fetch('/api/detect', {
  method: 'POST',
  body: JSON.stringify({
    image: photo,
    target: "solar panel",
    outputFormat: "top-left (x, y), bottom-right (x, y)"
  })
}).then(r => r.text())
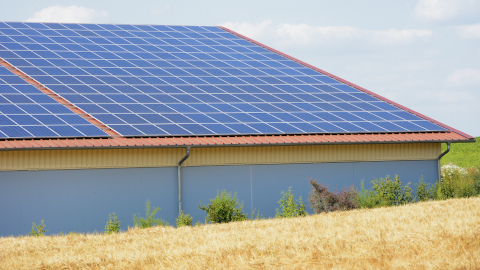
top-left (0, 66), bottom-right (108, 138)
top-left (0, 22), bottom-right (447, 137)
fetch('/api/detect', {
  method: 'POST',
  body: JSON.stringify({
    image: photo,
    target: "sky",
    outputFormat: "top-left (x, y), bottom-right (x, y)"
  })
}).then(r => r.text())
top-left (1, 0), bottom-right (479, 137)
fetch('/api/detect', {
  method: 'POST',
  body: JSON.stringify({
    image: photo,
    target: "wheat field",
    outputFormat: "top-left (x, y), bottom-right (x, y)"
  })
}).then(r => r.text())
top-left (1, 197), bottom-right (479, 269)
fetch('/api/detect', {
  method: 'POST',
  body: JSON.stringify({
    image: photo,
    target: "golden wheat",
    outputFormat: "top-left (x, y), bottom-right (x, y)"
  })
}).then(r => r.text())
top-left (1, 197), bottom-right (479, 269)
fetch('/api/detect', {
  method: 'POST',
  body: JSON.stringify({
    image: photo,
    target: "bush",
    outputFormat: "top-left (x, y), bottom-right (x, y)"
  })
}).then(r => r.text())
top-left (357, 175), bottom-right (414, 208)
top-left (415, 177), bottom-right (436, 202)
top-left (133, 200), bottom-right (169, 228)
top-left (308, 179), bottom-right (358, 214)
top-left (437, 166), bottom-right (479, 199)
top-left (357, 180), bottom-right (389, 209)
top-left (276, 187), bottom-right (307, 218)
top-left (198, 190), bottom-right (248, 224)
top-left (471, 167), bottom-right (480, 195)
top-left (176, 211), bottom-right (193, 228)
top-left (105, 212), bottom-right (121, 234)
top-left (30, 220), bottom-right (48, 237)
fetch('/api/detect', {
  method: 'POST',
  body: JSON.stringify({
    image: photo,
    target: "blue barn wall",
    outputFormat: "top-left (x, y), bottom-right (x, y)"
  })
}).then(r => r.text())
top-left (0, 160), bottom-right (438, 237)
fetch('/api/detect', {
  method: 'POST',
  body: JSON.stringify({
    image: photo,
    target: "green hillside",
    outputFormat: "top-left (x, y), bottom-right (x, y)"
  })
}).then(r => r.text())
top-left (441, 137), bottom-right (480, 168)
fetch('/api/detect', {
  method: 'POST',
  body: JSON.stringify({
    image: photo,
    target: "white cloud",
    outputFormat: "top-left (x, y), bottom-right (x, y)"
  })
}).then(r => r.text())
top-left (447, 68), bottom-right (480, 85)
top-left (456, 23), bottom-right (480, 39)
top-left (414, 0), bottom-right (480, 21)
top-left (221, 20), bottom-right (433, 47)
top-left (26, 5), bottom-right (108, 23)
top-left (222, 20), bottom-right (273, 40)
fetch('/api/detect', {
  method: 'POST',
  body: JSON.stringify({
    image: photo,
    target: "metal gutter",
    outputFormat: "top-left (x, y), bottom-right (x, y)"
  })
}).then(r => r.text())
top-left (437, 142), bottom-right (451, 182)
top-left (177, 146), bottom-right (191, 213)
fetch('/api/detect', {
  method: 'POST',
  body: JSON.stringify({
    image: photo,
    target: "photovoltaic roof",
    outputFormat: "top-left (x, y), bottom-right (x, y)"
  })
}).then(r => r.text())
top-left (0, 22), bottom-right (448, 139)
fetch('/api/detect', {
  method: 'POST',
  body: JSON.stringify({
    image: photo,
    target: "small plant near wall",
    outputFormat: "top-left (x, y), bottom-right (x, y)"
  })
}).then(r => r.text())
top-left (105, 213), bottom-right (121, 234)
top-left (275, 187), bottom-right (307, 218)
top-left (176, 211), bottom-right (193, 228)
top-left (30, 220), bottom-right (48, 237)
top-left (198, 190), bottom-right (248, 223)
top-left (133, 200), bottom-right (169, 228)
top-left (415, 177), bottom-right (437, 202)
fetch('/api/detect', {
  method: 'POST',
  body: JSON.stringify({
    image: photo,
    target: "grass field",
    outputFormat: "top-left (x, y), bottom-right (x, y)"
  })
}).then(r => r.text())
top-left (441, 136), bottom-right (480, 168)
top-left (1, 197), bottom-right (479, 269)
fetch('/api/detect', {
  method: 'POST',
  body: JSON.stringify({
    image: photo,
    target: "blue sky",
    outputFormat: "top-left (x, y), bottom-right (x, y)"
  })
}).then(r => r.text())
top-left (1, 0), bottom-right (479, 136)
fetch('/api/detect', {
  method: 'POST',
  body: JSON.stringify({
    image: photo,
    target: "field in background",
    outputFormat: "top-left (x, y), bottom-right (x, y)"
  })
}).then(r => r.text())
top-left (441, 137), bottom-right (480, 168)
top-left (1, 197), bottom-right (479, 269)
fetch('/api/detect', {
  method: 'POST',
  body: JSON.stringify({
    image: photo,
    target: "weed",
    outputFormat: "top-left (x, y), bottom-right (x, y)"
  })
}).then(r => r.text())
top-left (275, 187), bottom-right (307, 218)
top-left (133, 200), bottom-right (169, 228)
top-left (176, 211), bottom-right (193, 228)
top-left (105, 213), bottom-right (121, 234)
top-left (29, 220), bottom-right (47, 237)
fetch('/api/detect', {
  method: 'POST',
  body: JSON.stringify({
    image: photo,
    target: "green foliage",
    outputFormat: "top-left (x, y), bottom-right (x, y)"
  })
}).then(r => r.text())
top-left (275, 187), bottom-right (307, 218)
top-left (437, 167), bottom-right (479, 199)
top-left (104, 212), bottom-right (121, 234)
top-left (357, 175), bottom-right (414, 209)
top-left (30, 220), bottom-right (48, 237)
top-left (357, 180), bottom-right (389, 209)
top-left (472, 167), bottom-right (480, 195)
top-left (198, 190), bottom-right (248, 224)
top-left (176, 211), bottom-right (193, 228)
top-left (133, 200), bottom-right (169, 228)
top-left (441, 138), bottom-right (480, 168)
top-left (415, 177), bottom-right (436, 202)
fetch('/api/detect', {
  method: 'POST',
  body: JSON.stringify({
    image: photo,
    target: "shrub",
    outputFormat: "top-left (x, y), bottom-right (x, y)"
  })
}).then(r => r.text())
top-left (357, 175), bottom-right (414, 208)
top-left (105, 212), bottom-right (121, 234)
top-left (30, 220), bottom-right (48, 237)
top-left (437, 166), bottom-right (478, 199)
top-left (415, 177), bottom-right (436, 202)
top-left (308, 179), bottom-right (358, 214)
top-left (357, 180), bottom-right (389, 209)
top-left (133, 200), bottom-right (169, 228)
top-left (276, 187), bottom-right (307, 218)
top-left (198, 190), bottom-right (248, 224)
top-left (471, 167), bottom-right (480, 195)
top-left (176, 211), bottom-right (193, 228)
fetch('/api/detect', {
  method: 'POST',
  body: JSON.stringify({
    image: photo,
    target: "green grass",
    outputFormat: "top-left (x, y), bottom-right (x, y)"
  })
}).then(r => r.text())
top-left (441, 137), bottom-right (480, 168)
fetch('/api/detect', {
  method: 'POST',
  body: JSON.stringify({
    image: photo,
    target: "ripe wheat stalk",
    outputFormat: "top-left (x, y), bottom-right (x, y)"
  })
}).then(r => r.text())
top-left (1, 197), bottom-right (479, 269)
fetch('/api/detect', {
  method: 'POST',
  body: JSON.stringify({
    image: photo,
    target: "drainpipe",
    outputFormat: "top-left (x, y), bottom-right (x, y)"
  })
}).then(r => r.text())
top-left (437, 142), bottom-right (451, 183)
top-left (178, 146), bottom-right (191, 213)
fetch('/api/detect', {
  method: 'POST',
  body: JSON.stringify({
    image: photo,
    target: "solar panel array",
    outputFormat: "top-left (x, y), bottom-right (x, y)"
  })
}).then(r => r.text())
top-left (0, 22), bottom-right (447, 138)
top-left (0, 65), bottom-right (108, 138)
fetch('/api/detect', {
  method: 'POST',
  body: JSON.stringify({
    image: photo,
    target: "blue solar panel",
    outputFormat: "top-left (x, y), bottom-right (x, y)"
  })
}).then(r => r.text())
top-left (0, 65), bottom-right (108, 138)
top-left (0, 22), bottom-right (448, 137)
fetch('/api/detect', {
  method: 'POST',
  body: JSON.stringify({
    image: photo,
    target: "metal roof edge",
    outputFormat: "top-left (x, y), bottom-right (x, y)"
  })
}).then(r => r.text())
top-left (0, 133), bottom-right (473, 151)
top-left (0, 139), bottom-right (472, 151)
top-left (218, 26), bottom-right (475, 140)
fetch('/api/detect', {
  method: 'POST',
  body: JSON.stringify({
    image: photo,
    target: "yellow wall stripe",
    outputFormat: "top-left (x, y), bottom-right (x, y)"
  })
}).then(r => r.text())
top-left (0, 143), bottom-right (441, 171)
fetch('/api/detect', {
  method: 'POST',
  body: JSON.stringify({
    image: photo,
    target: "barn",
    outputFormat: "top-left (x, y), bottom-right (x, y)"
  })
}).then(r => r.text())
top-left (0, 22), bottom-right (474, 236)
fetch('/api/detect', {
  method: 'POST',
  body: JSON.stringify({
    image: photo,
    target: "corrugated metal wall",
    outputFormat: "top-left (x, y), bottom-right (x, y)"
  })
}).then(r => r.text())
top-left (0, 143), bottom-right (441, 171)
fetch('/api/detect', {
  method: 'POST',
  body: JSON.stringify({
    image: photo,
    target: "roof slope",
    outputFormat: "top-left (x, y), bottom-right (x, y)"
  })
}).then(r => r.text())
top-left (0, 22), bottom-right (474, 148)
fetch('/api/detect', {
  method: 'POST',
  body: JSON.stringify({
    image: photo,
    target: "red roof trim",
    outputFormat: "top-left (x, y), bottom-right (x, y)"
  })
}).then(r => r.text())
top-left (218, 26), bottom-right (474, 140)
top-left (0, 132), bottom-right (472, 150)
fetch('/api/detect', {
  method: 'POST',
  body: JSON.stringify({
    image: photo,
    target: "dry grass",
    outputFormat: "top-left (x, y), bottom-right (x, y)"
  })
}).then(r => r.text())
top-left (1, 198), bottom-right (479, 269)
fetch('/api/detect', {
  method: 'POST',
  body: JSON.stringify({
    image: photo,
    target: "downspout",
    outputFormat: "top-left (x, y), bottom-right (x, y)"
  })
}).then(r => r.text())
top-left (437, 142), bottom-right (451, 183)
top-left (178, 146), bottom-right (191, 213)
